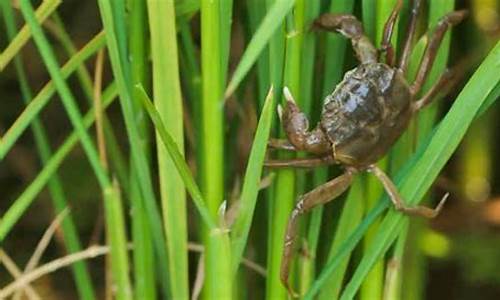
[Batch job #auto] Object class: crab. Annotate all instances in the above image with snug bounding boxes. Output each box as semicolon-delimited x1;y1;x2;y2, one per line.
265;0;467;295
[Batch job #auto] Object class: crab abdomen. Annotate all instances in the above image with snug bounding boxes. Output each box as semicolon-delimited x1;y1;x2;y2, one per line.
320;63;412;167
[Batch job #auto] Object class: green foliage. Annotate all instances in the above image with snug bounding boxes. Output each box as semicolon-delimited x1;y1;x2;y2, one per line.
0;0;498;299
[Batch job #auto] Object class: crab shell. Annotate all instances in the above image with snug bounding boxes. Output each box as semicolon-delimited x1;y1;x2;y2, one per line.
321;63;413;168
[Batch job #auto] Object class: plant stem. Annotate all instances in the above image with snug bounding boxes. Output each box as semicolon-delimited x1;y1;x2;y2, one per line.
147;0;189;298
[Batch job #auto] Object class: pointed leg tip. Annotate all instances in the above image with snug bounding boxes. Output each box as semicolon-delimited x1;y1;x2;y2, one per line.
430;192;449;218
437;192;450;209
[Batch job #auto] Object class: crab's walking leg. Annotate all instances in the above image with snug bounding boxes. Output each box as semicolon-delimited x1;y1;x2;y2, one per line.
264;156;334;169
368;165;448;218
281;170;355;296
279;87;331;155
380;0;403;66
268;138;296;151
313;13;377;63
410;10;468;95
412;68;456;111
399;0;422;73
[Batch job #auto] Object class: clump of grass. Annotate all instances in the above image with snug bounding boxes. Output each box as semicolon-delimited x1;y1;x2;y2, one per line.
0;0;498;299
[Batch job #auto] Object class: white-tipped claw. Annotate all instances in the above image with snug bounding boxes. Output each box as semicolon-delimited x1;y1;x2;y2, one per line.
277;104;283;122
283;86;295;103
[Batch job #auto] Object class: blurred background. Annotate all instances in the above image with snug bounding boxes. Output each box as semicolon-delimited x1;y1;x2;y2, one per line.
0;0;499;299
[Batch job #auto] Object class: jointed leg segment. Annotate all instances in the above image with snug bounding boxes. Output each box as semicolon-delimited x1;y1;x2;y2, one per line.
368;165;447;218
264;156;335;169
410;10;468;95
399;0;422;73
313;13;377;63
380;0;403;66
280;169;355;296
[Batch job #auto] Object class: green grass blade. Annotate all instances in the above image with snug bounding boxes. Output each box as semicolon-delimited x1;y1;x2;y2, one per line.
136;83;234;298
147;1;189;298
128;0;155;298
339;40;500;300
0;82;117;242
137;83;238;300
246;0;271;107
265;0;288;298
135;85;216;229
0;32;106;159
17;0;109;202
319;178;364;300
0;0;61;70
1;4;95;299
96;1;172;296
200;0;233;297
104;181;134;300
47;13;130;198
49;13;94;100
230;86;274;276
18;1;133;297
265;2;301;298
225;0;296;98
296;0;320;293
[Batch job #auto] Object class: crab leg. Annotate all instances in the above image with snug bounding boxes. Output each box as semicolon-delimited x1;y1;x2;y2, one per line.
380;0;403;66
313;13;378;63
264;156;334;169
399;0;422;73
268;138;296;151
281;169;355;296
368;165;447;218
412;68;456;111
410;10;468;95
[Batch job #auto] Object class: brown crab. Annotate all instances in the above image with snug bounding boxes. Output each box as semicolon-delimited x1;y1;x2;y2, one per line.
265;0;467;295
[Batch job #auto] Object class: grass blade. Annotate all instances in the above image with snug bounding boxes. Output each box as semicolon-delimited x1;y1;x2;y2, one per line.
96;0;172;296
128;0;155;298
135;85;234;300
147;0;189;298
1;4;95;299
0;83;117;242
230;86;274;276
0;0;61;70
17;1;132;297
0;32;106;159
200;0;233;297
135;85;216;229
225;0;296;98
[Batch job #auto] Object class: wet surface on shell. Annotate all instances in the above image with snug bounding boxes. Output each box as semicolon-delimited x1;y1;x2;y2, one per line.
320;63;412;167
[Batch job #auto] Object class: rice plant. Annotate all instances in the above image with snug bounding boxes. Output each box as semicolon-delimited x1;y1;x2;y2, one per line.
0;0;499;299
